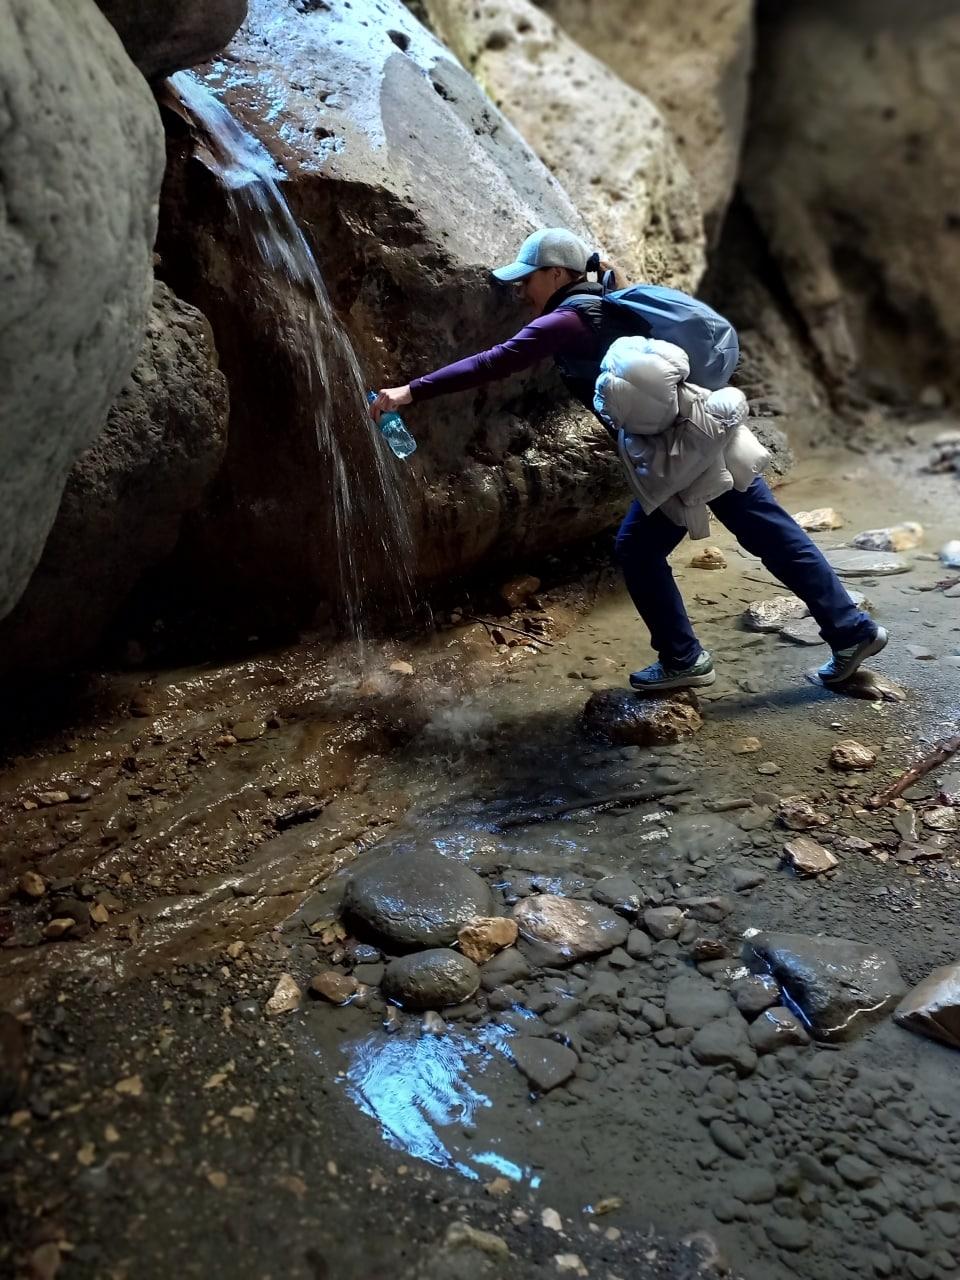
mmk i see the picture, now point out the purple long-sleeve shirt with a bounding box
[408,308,593,402]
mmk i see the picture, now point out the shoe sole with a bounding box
[630,669,717,693]
[819,626,889,685]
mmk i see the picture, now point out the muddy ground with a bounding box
[2,423,960,1280]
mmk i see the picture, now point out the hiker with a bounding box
[369,228,888,692]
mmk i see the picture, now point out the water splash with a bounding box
[168,71,416,648]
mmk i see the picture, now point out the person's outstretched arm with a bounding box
[369,308,590,420]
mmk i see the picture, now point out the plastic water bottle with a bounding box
[367,391,417,459]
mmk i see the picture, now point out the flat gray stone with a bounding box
[780,617,825,646]
[748,1006,810,1054]
[382,949,480,1011]
[743,595,808,632]
[826,549,910,577]
[665,974,733,1028]
[745,933,906,1042]
[510,1036,578,1092]
[765,1218,811,1252]
[591,874,642,915]
[730,1167,777,1204]
[690,1017,758,1077]
[895,961,960,1049]
[879,1212,927,1255]
[513,894,628,965]
[480,948,532,992]
[626,928,653,960]
[344,848,492,947]
[643,906,685,940]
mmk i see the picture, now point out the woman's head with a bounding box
[492,227,591,313]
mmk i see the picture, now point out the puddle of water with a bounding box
[334,1023,541,1188]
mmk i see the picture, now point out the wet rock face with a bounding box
[745,932,907,1043]
[343,849,493,948]
[895,963,960,1050]
[158,0,629,626]
[95,0,248,78]
[581,690,702,747]
[382,948,480,1010]
[742,0,960,399]
[513,894,629,965]
[532,0,754,239]
[424,0,704,288]
[0,283,228,675]
[0,0,164,623]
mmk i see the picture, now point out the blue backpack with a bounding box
[603,284,740,390]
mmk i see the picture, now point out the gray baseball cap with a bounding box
[491,227,590,282]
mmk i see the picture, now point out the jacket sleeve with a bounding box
[408,309,591,402]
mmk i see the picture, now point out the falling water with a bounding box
[168,71,416,646]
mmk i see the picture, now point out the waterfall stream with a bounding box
[168,71,416,646]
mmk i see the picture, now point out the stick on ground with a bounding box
[867,730,960,809]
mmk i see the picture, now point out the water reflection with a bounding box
[339,1023,540,1186]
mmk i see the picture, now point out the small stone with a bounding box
[837,1155,879,1188]
[383,949,480,1010]
[591,875,642,915]
[445,1222,509,1259]
[743,597,808,633]
[232,720,264,742]
[939,540,960,569]
[729,1167,777,1203]
[514,894,629,964]
[778,796,830,830]
[542,1208,564,1232]
[793,508,843,532]
[851,523,923,553]
[830,739,877,771]
[37,791,70,806]
[643,906,685,940]
[923,806,958,832]
[626,929,653,960]
[733,737,761,754]
[500,574,541,609]
[765,1218,811,1251]
[678,895,734,923]
[757,763,781,776]
[731,975,780,1020]
[18,871,46,899]
[709,1118,747,1158]
[907,645,935,660]
[555,1255,587,1276]
[691,546,726,570]
[114,1074,143,1097]
[780,617,825,646]
[43,918,76,940]
[265,974,302,1016]
[309,971,359,1004]
[808,668,907,702]
[879,1212,927,1255]
[665,974,732,1027]
[895,961,960,1049]
[690,1020,758,1076]
[388,660,414,676]
[826,549,910,577]
[421,1011,446,1036]
[457,917,518,964]
[581,688,702,747]
[89,903,110,925]
[783,836,838,877]
[689,937,728,963]
[748,1007,810,1054]
[731,868,766,892]
[510,1037,578,1092]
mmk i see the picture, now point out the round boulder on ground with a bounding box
[343,848,493,948]
[382,949,480,1011]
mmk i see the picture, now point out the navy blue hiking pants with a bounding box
[614,477,876,669]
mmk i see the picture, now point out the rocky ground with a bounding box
[3,424,960,1280]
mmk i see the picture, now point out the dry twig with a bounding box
[867,730,960,809]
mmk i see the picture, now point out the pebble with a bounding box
[457,916,518,965]
[511,1037,578,1092]
[731,975,780,1020]
[310,971,360,1004]
[264,974,302,1016]
[643,906,685,940]
[625,929,653,960]
[757,763,781,776]
[826,550,910,577]
[17,871,46,899]
[709,1119,747,1159]
[733,737,761,754]
[691,546,727,570]
[879,1212,927,1255]
[765,1218,811,1251]
[690,1020,758,1077]
[730,1167,777,1203]
[939,540,960,568]
[783,836,839,877]
[830,739,877,771]
[851,522,923,553]
[793,508,843,531]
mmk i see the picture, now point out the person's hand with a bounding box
[369,385,412,422]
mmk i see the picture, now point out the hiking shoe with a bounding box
[818,625,889,685]
[630,651,716,693]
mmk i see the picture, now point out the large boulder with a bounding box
[423,0,704,288]
[0,0,165,622]
[0,283,228,675]
[532,0,754,239]
[157,0,631,632]
[95,0,248,78]
[741,0,960,401]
